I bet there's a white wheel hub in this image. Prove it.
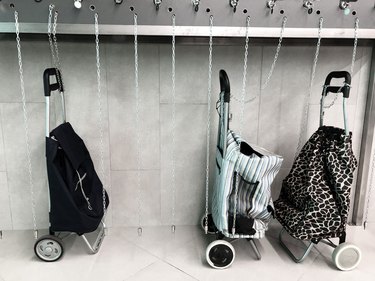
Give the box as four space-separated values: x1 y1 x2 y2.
206 240 235 269
35 238 63 262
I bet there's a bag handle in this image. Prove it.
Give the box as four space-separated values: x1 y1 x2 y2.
322 71 351 98
44 68 64 97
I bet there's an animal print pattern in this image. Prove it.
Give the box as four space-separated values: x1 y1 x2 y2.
274 126 357 241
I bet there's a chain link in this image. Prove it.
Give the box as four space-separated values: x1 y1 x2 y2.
295 17 323 157
171 14 177 233
51 10 65 100
204 15 214 235
351 18 359 76
262 16 287 90
134 14 143 236
15 11 38 239
47 4 57 66
94 13 108 225
231 16 251 235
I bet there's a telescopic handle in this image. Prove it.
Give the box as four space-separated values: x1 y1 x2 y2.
322 71 351 98
43 68 64 97
219 69 231 103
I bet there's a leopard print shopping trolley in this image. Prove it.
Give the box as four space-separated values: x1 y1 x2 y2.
274 71 361 271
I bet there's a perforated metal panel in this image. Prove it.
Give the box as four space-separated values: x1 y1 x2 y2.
0 0 374 37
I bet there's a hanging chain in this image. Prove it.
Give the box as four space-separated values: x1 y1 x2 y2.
323 18 358 112
52 11 64 92
231 16 251 235
231 17 254 104
204 15 214 235
171 14 177 233
134 14 142 236
262 16 287 90
47 4 57 66
295 17 323 157
15 11 38 239
239 16 250 135
94 13 107 224
351 18 359 76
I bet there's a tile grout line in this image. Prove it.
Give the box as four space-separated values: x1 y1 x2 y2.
122 261 158 281
162 260 200 281
0 104 14 230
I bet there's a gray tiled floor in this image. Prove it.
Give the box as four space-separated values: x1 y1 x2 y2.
0 222 373 281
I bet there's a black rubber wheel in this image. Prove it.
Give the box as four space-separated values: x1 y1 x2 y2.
206 240 235 269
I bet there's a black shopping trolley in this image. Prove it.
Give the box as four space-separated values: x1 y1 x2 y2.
34 68 109 262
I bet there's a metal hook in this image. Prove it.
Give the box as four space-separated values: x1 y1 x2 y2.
192 0 200 12
303 1 313 14
154 0 162 11
339 0 358 15
230 0 239 13
267 0 276 14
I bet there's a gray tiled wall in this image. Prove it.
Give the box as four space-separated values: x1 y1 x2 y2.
0 36 372 230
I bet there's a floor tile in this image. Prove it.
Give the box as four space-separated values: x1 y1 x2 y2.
125 261 197 281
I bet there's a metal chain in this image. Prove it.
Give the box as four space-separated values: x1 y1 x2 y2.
171 14 177 233
231 17 254 105
94 13 108 224
262 16 287 90
15 11 38 239
231 16 251 235
351 18 359 76
295 17 323 157
52 10 64 92
204 15 214 235
47 4 57 66
134 13 143 236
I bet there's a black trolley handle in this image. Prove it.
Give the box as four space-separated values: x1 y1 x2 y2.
219 70 231 158
320 71 351 135
44 68 66 137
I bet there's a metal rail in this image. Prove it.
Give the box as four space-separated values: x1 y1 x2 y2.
0 0 373 38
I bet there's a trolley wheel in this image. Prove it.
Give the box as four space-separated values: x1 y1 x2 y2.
201 214 217 234
206 240 235 269
332 243 361 271
34 235 64 262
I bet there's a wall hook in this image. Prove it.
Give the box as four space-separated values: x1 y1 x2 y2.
192 0 200 12
339 0 358 15
230 0 239 13
154 0 162 11
74 0 82 9
267 0 276 14
303 0 313 14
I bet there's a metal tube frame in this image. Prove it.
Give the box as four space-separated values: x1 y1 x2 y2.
228 237 262 260
279 228 339 263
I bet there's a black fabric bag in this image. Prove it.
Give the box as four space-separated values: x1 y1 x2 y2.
47 122 109 234
274 126 357 241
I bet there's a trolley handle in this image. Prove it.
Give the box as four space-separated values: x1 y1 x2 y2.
44 68 64 97
322 71 351 98
220 69 231 103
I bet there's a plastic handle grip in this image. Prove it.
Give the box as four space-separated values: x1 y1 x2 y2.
43 68 64 97
323 71 351 98
219 69 231 103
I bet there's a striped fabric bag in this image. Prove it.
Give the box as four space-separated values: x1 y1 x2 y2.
212 130 283 239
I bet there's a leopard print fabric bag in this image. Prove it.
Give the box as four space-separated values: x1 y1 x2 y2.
274 126 357 242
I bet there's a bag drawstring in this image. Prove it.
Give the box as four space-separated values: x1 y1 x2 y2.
75 170 92 210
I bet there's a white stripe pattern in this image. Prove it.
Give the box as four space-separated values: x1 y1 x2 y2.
212 130 283 239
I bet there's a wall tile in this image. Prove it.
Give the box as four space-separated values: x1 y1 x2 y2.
0 109 6 171
111 170 161 227
0 39 51 103
0 172 12 230
1 103 48 230
107 43 160 170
